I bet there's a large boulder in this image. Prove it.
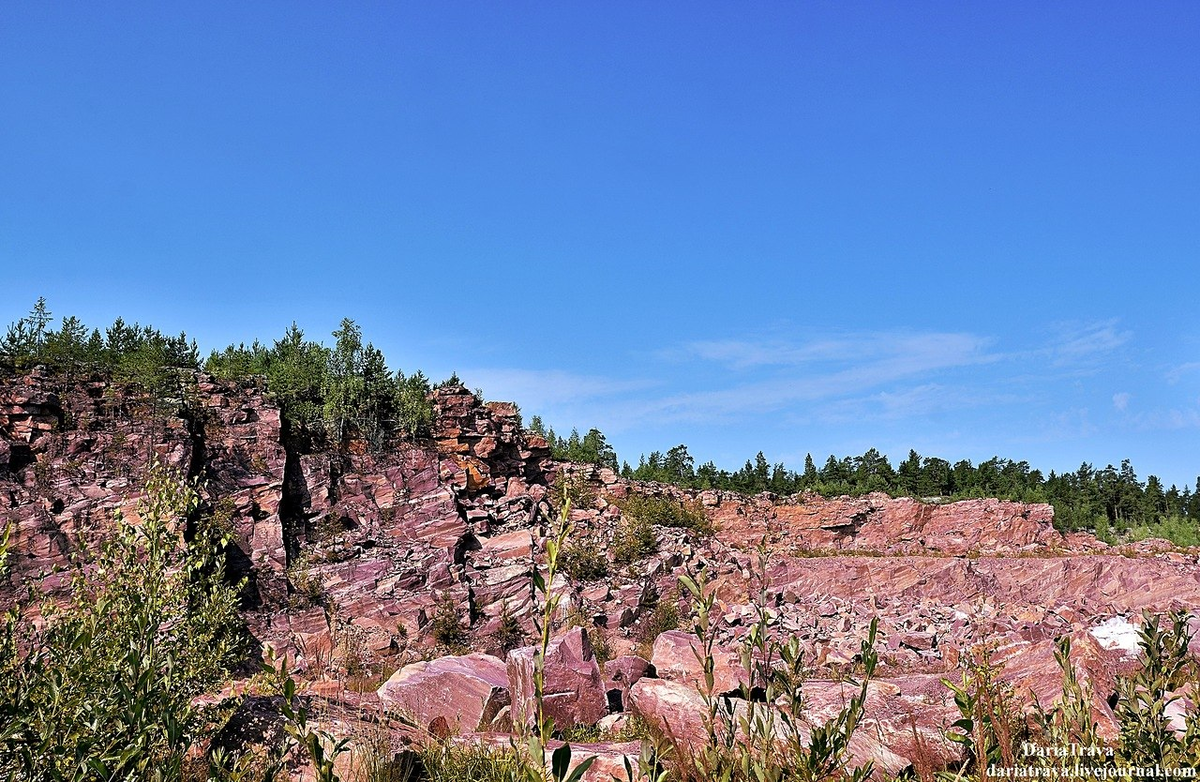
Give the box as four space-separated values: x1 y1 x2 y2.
377 653 510 736
628 678 709 748
508 627 609 730
630 677 914 776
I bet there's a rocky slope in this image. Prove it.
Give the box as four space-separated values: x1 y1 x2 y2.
2 368 1198 778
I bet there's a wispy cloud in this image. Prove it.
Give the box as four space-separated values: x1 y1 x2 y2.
681 331 995 371
469 322 1153 448
1166 362 1200 384
1023 407 1099 442
1046 320 1131 368
1128 407 1200 431
619 331 1004 425
458 368 655 410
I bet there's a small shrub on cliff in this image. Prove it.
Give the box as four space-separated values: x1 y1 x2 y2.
549 472 596 512
617 492 712 536
431 594 469 653
636 595 682 653
559 533 609 581
611 513 657 564
491 600 526 655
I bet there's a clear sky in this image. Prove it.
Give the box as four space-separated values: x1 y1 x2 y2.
2 2 1198 488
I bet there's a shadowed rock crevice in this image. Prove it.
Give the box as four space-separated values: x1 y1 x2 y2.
279 443 310 567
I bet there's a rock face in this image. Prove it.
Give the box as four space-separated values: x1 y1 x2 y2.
0 369 289 606
704 490 1062 555
4 367 1200 775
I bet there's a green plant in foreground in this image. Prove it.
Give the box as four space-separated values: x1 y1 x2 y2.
512 499 595 782
275 657 351 782
940 643 1026 782
1027 635 1105 774
421 742 520 781
0 522 10 578
1114 610 1200 767
0 461 246 780
675 542 878 782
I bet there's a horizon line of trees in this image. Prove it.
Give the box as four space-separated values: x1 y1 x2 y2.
527 426 1200 544
5 299 1198 545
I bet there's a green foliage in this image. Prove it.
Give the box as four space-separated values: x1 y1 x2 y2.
275 659 351 782
512 502 595 782
610 513 657 564
617 493 712 536
1128 516 1200 548
549 473 595 512
0 461 247 780
627 442 1200 548
959 612 1200 776
1 299 200 383
588 626 612 668
286 553 327 607
0 522 10 579
209 652 351 782
1114 611 1200 766
491 601 526 656
559 533 608 582
204 319 433 450
393 369 434 440
419 742 519 781
1027 635 1104 774
636 596 681 651
941 644 1027 780
536 424 618 471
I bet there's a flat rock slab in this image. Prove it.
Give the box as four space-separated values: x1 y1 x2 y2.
378 653 510 736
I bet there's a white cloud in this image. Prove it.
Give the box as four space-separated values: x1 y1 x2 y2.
457 368 654 409
617 331 1003 425
1129 407 1200 431
1112 392 1131 412
1046 320 1131 368
681 331 996 371
1166 362 1200 384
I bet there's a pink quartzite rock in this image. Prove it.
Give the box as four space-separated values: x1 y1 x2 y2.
628 678 709 748
377 653 510 735
604 654 655 711
709 491 1062 556
507 627 609 730
651 630 747 695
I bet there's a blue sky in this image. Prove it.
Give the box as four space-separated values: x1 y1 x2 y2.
2 2 1198 488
